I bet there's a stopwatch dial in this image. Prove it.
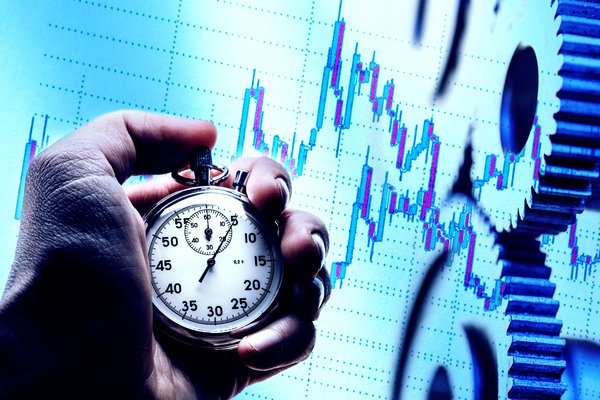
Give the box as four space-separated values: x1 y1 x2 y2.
147 199 281 334
184 208 232 255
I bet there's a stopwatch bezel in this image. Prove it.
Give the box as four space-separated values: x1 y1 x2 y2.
143 186 284 350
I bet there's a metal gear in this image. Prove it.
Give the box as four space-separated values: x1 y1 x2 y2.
499 1 600 398
467 1 560 234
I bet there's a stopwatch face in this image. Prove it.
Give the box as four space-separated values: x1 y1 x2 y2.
144 187 283 347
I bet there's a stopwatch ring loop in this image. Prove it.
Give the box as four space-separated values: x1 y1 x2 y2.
171 163 229 187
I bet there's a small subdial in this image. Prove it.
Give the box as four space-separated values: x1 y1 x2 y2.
184 207 232 255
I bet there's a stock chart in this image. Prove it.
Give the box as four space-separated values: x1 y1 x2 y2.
1 1 598 398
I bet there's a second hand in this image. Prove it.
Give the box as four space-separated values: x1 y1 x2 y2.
199 223 233 283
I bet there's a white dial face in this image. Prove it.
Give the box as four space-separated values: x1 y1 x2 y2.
146 189 282 334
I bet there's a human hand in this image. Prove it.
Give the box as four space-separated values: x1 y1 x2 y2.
0 111 330 399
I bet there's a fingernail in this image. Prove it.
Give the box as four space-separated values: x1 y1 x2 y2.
276 177 290 207
311 233 327 264
246 328 282 355
314 276 326 311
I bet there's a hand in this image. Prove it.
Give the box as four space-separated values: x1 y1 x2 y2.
0 111 330 399
199 223 232 283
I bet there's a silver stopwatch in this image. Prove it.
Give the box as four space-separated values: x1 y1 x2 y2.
143 147 283 349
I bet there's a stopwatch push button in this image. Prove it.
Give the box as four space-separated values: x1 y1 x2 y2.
234 170 249 194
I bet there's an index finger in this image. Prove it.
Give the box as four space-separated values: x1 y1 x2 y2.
52 110 217 183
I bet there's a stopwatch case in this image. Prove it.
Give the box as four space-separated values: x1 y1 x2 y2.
143 186 284 350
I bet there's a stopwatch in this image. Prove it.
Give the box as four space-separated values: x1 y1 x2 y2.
143 147 283 350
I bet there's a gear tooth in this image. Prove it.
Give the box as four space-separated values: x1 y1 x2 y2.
510 356 566 379
503 276 556 297
515 218 567 235
559 54 600 80
557 76 600 102
548 141 600 161
509 334 566 358
501 261 552 280
509 378 567 399
556 0 600 21
529 191 586 214
551 131 600 148
538 174 592 198
559 33 600 56
506 295 560 317
521 207 576 227
544 160 599 180
508 315 563 336
556 0 600 38
556 99 600 123
555 119 600 140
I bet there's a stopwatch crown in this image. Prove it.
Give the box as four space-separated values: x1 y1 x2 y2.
191 146 212 186
171 147 228 187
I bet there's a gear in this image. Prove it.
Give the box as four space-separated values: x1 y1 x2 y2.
499 1 600 398
468 1 560 234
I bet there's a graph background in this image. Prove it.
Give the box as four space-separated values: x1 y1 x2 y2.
0 1 598 398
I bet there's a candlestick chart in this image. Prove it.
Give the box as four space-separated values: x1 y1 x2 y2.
2 1 599 399
14 116 50 219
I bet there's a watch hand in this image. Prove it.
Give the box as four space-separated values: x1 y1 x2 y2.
205 209 212 240
199 223 232 283
199 258 215 283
